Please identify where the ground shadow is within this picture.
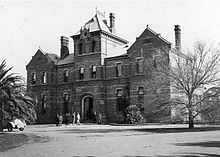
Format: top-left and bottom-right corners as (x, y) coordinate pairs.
(0, 133), (29, 152)
(174, 141), (220, 148)
(124, 153), (220, 157)
(53, 126), (220, 134)
(72, 156), (95, 157)
(54, 128), (127, 134)
(130, 126), (220, 134)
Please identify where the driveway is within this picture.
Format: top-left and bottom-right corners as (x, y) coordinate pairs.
(1, 124), (220, 157)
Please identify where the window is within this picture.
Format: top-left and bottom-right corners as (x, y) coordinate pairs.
(143, 38), (152, 44)
(41, 95), (46, 113)
(79, 67), (84, 80)
(138, 87), (144, 95)
(42, 72), (47, 84)
(63, 93), (69, 101)
(31, 73), (36, 85)
(116, 63), (122, 77)
(116, 89), (123, 97)
(91, 65), (96, 78)
(79, 43), (82, 54)
(137, 58), (144, 74)
(91, 41), (96, 52)
(64, 70), (69, 82)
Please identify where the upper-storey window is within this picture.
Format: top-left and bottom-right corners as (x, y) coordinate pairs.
(137, 58), (144, 74)
(42, 72), (47, 84)
(116, 63), (122, 77)
(63, 92), (69, 102)
(138, 87), (144, 95)
(31, 73), (36, 85)
(79, 67), (84, 80)
(91, 41), (96, 52)
(79, 43), (83, 54)
(116, 88), (123, 97)
(91, 65), (96, 78)
(64, 70), (69, 82)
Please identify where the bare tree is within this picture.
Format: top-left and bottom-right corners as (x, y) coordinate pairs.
(158, 41), (220, 128)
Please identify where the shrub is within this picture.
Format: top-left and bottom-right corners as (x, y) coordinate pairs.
(125, 105), (144, 124)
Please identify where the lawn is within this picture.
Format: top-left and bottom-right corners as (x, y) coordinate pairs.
(0, 133), (29, 152)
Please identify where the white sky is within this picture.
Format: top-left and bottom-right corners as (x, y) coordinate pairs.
(1, 0), (220, 79)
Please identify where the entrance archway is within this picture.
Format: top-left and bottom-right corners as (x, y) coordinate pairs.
(81, 96), (93, 120)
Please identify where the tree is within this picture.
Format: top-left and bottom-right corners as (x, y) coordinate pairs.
(0, 60), (37, 129)
(158, 41), (220, 128)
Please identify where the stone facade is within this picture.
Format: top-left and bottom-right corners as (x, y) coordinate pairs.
(26, 11), (172, 124)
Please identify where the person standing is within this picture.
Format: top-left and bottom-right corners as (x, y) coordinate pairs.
(93, 111), (97, 123)
(72, 112), (76, 125)
(98, 112), (102, 125)
(76, 112), (80, 125)
(59, 114), (63, 126)
(56, 114), (59, 126)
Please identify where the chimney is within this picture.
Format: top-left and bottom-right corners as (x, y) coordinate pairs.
(60, 36), (69, 59)
(109, 13), (116, 34)
(174, 25), (181, 51)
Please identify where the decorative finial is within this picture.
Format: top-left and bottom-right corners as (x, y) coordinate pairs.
(95, 7), (98, 14)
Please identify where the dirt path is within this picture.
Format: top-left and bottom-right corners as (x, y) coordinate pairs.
(1, 124), (220, 157)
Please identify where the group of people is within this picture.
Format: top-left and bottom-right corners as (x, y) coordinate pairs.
(56, 112), (80, 126)
(56, 111), (103, 126)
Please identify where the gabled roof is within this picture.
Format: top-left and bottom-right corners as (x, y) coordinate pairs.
(38, 48), (60, 64)
(74, 11), (111, 36)
(145, 26), (171, 45)
(46, 53), (60, 63)
(56, 53), (74, 65)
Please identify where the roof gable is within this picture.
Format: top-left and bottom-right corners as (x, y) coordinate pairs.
(128, 26), (171, 53)
(26, 48), (59, 68)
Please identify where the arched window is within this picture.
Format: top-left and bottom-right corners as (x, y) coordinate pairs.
(91, 41), (96, 52)
(79, 43), (82, 54)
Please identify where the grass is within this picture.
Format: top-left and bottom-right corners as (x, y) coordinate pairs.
(0, 133), (51, 152)
(0, 133), (29, 152)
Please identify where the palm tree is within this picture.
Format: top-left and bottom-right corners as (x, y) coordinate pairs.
(7, 85), (37, 123)
(0, 60), (36, 129)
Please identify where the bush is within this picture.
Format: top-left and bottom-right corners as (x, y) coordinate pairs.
(125, 105), (144, 124)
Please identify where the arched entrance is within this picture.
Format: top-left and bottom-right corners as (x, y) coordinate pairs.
(81, 95), (93, 120)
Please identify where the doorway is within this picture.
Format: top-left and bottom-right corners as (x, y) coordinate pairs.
(82, 96), (93, 120)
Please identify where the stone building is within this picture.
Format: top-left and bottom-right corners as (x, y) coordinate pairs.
(26, 11), (176, 124)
